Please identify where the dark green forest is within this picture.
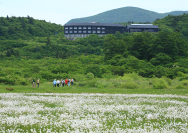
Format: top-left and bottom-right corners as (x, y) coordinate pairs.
(1, 14), (188, 86)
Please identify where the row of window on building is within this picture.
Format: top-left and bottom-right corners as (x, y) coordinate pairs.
(64, 26), (106, 30)
(129, 28), (158, 32)
(65, 30), (106, 34)
(65, 34), (105, 38)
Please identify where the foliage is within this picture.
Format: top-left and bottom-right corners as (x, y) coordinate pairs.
(153, 78), (168, 89)
(1, 15), (188, 86)
(120, 82), (138, 89)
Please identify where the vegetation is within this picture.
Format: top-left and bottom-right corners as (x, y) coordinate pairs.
(67, 6), (188, 24)
(1, 15), (188, 93)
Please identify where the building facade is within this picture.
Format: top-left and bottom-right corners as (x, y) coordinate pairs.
(126, 24), (159, 33)
(64, 23), (126, 39)
(64, 23), (159, 39)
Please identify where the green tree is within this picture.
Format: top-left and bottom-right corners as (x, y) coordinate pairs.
(103, 34), (126, 60)
(46, 36), (51, 46)
(130, 32), (154, 60)
(151, 31), (188, 61)
(6, 50), (11, 57)
(6, 15), (9, 20)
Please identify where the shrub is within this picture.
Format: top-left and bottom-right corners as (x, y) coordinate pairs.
(6, 87), (14, 91)
(153, 79), (168, 89)
(177, 71), (185, 77)
(162, 77), (172, 86)
(86, 72), (94, 80)
(78, 82), (86, 86)
(120, 82), (138, 89)
(148, 82), (153, 85)
(181, 80), (188, 86)
(176, 85), (184, 89)
(88, 79), (97, 87)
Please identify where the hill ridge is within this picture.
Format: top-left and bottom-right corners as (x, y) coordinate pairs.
(67, 6), (188, 24)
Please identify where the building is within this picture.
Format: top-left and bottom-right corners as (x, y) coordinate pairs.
(64, 23), (126, 39)
(126, 24), (159, 33)
(64, 23), (159, 39)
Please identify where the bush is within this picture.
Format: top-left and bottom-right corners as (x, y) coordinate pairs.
(153, 79), (168, 89)
(176, 85), (184, 89)
(0, 77), (15, 85)
(88, 79), (97, 87)
(86, 72), (94, 80)
(181, 80), (188, 86)
(96, 81), (108, 88)
(78, 82), (86, 86)
(6, 87), (14, 91)
(120, 82), (138, 89)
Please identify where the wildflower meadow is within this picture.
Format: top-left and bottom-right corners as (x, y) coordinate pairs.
(0, 93), (188, 132)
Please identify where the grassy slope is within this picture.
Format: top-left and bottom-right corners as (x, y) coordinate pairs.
(67, 7), (188, 23)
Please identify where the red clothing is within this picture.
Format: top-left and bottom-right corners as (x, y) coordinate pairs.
(65, 79), (68, 84)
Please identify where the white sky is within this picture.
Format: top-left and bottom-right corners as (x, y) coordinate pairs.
(0, 0), (188, 25)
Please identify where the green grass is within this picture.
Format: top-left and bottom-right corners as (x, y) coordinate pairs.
(0, 82), (188, 95)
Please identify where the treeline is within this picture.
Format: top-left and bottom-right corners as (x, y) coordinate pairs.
(0, 16), (63, 40)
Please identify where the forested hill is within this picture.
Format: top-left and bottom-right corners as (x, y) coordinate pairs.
(1, 15), (188, 85)
(67, 7), (188, 24)
(0, 16), (64, 40)
(153, 13), (188, 38)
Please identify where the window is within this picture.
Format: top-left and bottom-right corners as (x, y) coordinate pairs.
(70, 35), (74, 37)
(78, 27), (82, 29)
(97, 30), (100, 33)
(74, 27), (77, 29)
(97, 27), (100, 29)
(88, 27), (91, 29)
(92, 27), (96, 29)
(65, 27), (68, 30)
(78, 30), (82, 33)
(83, 27), (87, 29)
(64, 35), (68, 37)
(74, 31), (77, 33)
(130, 29), (142, 32)
(69, 30), (73, 33)
(88, 30), (91, 33)
(92, 30), (96, 33)
(65, 30), (68, 33)
(83, 30), (87, 33)
(74, 34), (77, 37)
(69, 27), (73, 29)
(102, 27), (105, 30)
(102, 31), (105, 33)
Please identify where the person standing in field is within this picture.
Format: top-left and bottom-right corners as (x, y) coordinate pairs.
(36, 78), (40, 88)
(62, 79), (65, 87)
(32, 78), (36, 87)
(65, 78), (68, 86)
(60, 79), (63, 87)
(68, 78), (71, 86)
(53, 79), (56, 87)
(56, 79), (60, 87)
(71, 78), (74, 85)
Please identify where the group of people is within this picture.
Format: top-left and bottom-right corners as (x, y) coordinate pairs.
(53, 78), (74, 87)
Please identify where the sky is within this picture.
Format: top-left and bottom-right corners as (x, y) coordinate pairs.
(0, 0), (188, 25)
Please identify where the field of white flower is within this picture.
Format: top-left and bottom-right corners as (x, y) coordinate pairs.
(0, 93), (188, 133)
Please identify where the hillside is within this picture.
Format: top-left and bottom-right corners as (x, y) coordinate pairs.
(67, 7), (188, 24)
(0, 16), (64, 40)
(153, 13), (188, 38)
(1, 15), (188, 86)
